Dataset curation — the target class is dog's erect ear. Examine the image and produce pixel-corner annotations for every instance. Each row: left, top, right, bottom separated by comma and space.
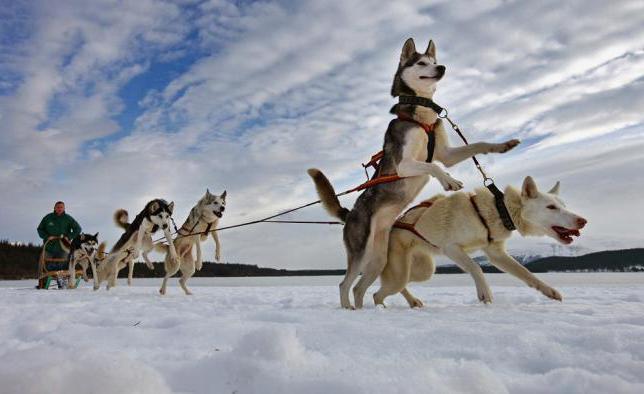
221, 190, 227, 200
425, 39, 436, 60
80, 234, 85, 241
522, 176, 539, 199
400, 38, 417, 65
167, 201, 174, 214
548, 181, 560, 195
148, 201, 160, 213
94, 232, 99, 238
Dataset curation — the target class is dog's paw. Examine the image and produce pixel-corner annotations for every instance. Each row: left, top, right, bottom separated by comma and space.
478, 287, 493, 304
409, 298, 424, 308
215, 253, 221, 262
495, 139, 520, 153
439, 174, 463, 192
542, 286, 563, 301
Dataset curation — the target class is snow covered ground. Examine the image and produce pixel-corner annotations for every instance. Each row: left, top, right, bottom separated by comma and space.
1, 273, 643, 394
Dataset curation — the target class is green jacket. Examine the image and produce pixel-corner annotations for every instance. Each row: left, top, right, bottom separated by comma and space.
37, 212, 82, 255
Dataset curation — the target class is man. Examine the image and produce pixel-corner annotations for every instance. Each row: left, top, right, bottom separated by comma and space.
37, 201, 82, 288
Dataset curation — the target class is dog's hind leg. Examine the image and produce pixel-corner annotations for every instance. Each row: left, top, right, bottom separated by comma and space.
353, 208, 398, 309
178, 255, 195, 296
127, 260, 135, 286
374, 237, 412, 307
442, 244, 492, 303
484, 243, 562, 301
159, 256, 181, 295
339, 250, 364, 310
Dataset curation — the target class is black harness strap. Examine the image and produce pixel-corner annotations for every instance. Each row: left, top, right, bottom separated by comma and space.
398, 95, 445, 115
486, 183, 516, 231
470, 195, 493, 243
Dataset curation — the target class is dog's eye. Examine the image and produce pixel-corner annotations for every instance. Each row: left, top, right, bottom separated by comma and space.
417, 61, 427, 66
547, 205, 558, 210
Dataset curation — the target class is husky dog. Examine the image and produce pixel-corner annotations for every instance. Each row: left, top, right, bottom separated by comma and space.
94, 199, 178, 290
157, 190, 226, 295
308, 38, 520, 309
374, 177, 587, 307
66, 232, 99, 286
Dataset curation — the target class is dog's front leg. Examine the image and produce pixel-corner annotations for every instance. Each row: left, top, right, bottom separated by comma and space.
68, 255, 75, 289
398, 159, 463, 191
90, 258, 99, 290
211, 231, 221, 262
194, 237, 203, 271
164, 228, 179, 264
432, 121, 520, 167
442, 244, 493, 303
484, 243, 562, 301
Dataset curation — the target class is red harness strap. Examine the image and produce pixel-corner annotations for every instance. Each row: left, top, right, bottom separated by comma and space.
362, 114, 436, 171
392, 201, 438, 247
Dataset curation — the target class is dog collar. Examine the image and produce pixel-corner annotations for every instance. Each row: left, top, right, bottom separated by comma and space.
398, 95, 446, 116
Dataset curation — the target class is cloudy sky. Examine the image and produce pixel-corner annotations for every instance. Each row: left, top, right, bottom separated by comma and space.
1, 0, 642, 269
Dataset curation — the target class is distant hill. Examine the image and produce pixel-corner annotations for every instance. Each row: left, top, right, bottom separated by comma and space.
1, 240, 642, 280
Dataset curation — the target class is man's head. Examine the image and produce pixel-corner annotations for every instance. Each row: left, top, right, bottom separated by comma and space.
54, 201, 65, 216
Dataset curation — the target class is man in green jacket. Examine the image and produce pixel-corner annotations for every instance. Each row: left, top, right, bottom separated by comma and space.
37, 201, 82, 268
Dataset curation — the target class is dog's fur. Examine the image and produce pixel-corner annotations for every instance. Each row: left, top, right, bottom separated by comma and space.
374, 177, 587, 307
157, 190, 226, 295
66, 232, 99, 286
94, 199, 178, 290
308, 38, 520, 309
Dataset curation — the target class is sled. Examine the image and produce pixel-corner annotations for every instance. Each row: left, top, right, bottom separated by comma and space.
36, 237, 84, 289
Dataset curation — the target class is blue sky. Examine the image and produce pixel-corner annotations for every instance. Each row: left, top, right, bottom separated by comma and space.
1, 0, 643, 269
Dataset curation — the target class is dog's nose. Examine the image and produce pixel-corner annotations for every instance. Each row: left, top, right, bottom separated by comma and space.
220, 207, 225, 212
162, 224, 168, 229
576, 217, 587, 228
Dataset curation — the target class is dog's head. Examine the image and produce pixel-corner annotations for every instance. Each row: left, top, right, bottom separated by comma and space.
147, 199, 175, 231
199, 189, 226, 221
391, 38, 445, 98
519, 177, 587, 244
78, 232, 99, 256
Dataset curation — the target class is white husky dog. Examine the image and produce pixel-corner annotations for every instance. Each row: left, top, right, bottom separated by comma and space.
374, 176, 587, 307
157, 190, 226, 295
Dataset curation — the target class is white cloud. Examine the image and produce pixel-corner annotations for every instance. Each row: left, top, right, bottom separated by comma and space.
0, 0, 642, 270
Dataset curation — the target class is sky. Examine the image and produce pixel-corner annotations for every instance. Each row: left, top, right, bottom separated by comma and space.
1, 0, 643, 269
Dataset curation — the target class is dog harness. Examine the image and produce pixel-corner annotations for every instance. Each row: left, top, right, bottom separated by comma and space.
392, 201, 438, 247
362, 113, 436, 176
469, 194, 494, 243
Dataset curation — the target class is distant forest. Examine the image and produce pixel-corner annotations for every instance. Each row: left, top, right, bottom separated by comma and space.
1, 240, 643, 280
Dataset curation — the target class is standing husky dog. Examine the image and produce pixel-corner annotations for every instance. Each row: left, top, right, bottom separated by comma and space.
94, 199, 178, 290
157, 190, 226, 295
375, 177, 587, 307
308, 38, 520, 309
66, 232, 99, 287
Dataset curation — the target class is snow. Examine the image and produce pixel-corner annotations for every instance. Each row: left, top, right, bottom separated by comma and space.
1, 273, 643, 394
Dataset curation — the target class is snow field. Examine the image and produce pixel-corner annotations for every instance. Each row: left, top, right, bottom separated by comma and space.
0, 274, 643, 394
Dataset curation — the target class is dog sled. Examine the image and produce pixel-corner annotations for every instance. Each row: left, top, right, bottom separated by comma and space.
36, 236, 83, 289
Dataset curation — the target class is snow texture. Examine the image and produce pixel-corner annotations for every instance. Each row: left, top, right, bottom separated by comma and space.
1, 273, 643, 394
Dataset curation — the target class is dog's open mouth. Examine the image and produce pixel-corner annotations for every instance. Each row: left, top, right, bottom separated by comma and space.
214, 211, 223, 218
552, 226, 581, 244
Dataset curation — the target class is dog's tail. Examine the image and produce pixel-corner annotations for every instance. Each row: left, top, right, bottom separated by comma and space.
307, 168, 350, 222
154, 243, 169, 253
97, 242, 107, 260
113, 209, 129, 230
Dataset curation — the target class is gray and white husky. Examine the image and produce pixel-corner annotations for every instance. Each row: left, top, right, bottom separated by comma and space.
66, 232, 99, 286
94, 199, 178, 290
375, 177, 587, 307
156, 190, 226, 295
308, 38, 520, 309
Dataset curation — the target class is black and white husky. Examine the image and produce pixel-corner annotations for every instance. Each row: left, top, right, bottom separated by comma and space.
94, 199, 178, 290
309, 38, 520, 309
157, 190, 226, 295
66, 232, 99, 286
